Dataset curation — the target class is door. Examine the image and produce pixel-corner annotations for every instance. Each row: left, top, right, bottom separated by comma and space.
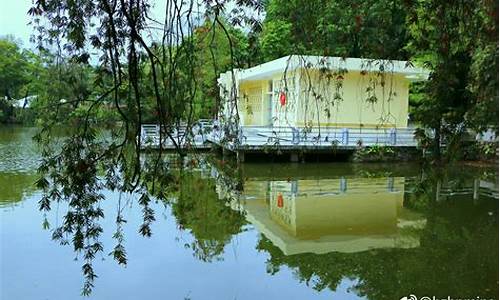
264, 80, 274, 126
244, 87, 262, 125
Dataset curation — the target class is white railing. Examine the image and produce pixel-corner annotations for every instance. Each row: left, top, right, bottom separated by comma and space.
234, 126, 417, 148
147, 122, 419, 150
140, 120, 214, 149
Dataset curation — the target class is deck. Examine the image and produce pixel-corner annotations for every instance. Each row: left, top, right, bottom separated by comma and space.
207, 125, 418, 151
140, 121, 419, 155
139, 120, 212, 150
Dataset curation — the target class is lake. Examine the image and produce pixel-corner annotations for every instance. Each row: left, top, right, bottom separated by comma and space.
0, 126, 498, 300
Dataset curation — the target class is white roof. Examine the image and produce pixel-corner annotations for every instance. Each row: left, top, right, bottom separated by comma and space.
235, 55, 430, 82
12, 95, 38, 108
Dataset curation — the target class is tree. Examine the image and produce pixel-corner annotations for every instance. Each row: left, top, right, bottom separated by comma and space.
191, 18, 250, 118
465, 0, 499, 134
406, 0, 498, 160
259, 0, 409, 60
0, 36, 49, 123
29, 0, 263, 295
0, 37, 30, 100
260, 20, 293, 61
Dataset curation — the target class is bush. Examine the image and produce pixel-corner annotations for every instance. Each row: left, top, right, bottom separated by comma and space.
352, 145, 419, 162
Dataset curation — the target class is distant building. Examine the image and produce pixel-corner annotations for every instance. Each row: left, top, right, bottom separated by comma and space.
12, 95, 38, 109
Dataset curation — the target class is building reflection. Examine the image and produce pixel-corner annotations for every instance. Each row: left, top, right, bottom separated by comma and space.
213, 164, 427, 255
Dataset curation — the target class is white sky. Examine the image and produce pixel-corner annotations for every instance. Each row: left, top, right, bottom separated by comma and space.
0, 1, 258, 49
0, 0, 33, 46
0, 0, 198, 48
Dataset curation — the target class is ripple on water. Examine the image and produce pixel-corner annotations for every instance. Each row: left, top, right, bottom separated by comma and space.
0, 127, 41, 173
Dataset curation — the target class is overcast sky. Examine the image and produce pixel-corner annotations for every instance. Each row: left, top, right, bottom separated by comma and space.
0, 1, 256, 50
0, 1, 33, 46
0, 0, 191, 48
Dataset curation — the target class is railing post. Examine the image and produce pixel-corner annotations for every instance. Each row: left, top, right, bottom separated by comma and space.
341, 128, 349, 145
238, 126, 244, 144
387, 177, 395, 192
390, 128, 397, 145
291, 181, 298, 196
292, 127, 300, 145
340, 177, 347, 193
473, 179, 479, 203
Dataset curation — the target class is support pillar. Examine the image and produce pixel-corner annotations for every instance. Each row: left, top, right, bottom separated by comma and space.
473, 179, 479, 203
237, 151, 245, 163
341, 128, 349, 145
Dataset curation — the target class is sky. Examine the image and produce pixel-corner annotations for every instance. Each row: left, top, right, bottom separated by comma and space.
0, 0, 33, 47
0, 1, 255, 49
0, 0, 184, 48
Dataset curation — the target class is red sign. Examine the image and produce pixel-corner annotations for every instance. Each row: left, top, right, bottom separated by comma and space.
277, 194, 284, 208
279, 92, 286, 106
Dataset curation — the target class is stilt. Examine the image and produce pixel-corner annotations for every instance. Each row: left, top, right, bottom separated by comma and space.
473, 179, 479, 203
237, 151, 245, 163
435, 180, 442, 202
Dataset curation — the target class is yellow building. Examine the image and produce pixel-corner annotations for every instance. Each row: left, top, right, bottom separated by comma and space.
219, 55, 429, 128
215, 55, 429, 151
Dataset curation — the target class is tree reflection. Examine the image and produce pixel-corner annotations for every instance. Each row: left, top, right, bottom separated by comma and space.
0, 172, 38, 206
171, 170, 247, 262
32, 152, 498, 297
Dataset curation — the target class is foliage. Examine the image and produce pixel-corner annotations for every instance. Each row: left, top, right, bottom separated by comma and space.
352, 145, 419, 162
467, 44, 499, 133
26, 0, 263, 295
190, 18, 250, 118
260, 20, 293, 61
462, 141, 499, 161
0, 37, 32, 100
406, 0, 498, 160
0, 37, 47, 123
259, 0, 409, 61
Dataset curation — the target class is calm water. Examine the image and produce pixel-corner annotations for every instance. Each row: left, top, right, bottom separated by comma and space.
0, 126, 498, 300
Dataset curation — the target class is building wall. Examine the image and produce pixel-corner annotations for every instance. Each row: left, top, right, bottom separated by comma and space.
225, 69, 411, 128
296, 69, 410, 128
238, 71, 300, 127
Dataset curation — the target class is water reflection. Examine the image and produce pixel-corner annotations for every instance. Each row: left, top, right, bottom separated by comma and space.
0, 126, 40, 207
0, 126, 40, 173
219, 173, 426, 255
211, 162, 498, 299
0, 172, 38, 206
170, 171, 247, 262
0, 126, 498, 299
